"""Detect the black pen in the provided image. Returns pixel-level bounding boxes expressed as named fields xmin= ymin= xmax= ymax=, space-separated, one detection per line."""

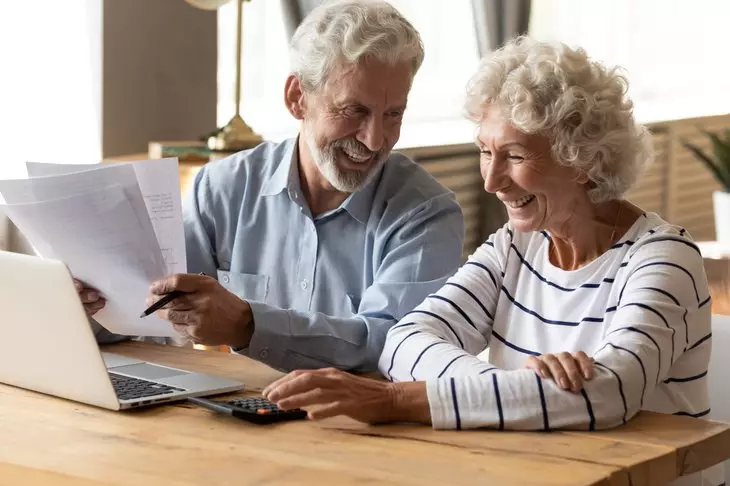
xmin=139 ymin=291 xmax=184 ymax=318
xmin=139 ymin=272 xmax=207 ymax=318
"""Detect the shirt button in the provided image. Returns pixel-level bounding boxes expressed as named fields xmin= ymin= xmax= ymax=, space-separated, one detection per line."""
xmin=222 ymin=275 xmax=230 ymax=284
xmin=301 ymin=280 xmax=308 ymax=290
xmin=260 ymin=349 xmax=268 ymax=359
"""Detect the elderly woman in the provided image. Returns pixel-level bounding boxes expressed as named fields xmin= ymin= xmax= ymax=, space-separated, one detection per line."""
xmin=264 ymin=38 xmax=713 ymax=441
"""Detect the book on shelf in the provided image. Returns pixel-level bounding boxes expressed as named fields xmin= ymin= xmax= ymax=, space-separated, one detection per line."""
xmin=148 ymin=141 xmax=236 ymax=163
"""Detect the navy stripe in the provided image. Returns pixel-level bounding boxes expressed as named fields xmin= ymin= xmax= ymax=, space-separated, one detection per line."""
xmin=501 ymin=286 xmax=606 ymax=326
xmin=688 ymin=332 xmax=712 ymax=351
xmin=631 ymin=261 xmax=700 ymax=303
xmin=491 ymin=330 xmax=540 ymax=356
xmin=450 ymin=378 xmax=462 ymax=430
xmin=438 ymin=354 xmax=467 ymax=378
xmin=674 ymin=408 xmax=711 ymax=418
xmin=409 ymin=341 xmax=444 ymax=380
xmin=386 ymin=330 xmax=421 ymax=379
xmin=479 ymin=366 xmax=498 ymax=374
xmin=664 ymin=370 xmax=708 ymax=383
xmin=485 ymin=240 xmax=495 ymax=247
xmin=492 ymin=374 xmax=504 ymax=430
xmin=581 ymin=388 xmax=596 ymax=431
xmin=644 ymin=236 xmax=701 ymax=255
xmin=388 ymin=322 xmax=418 ymax=333
xmin=509 ymin=243 xmax=619 ymax=292
xmin=444 ymin=282 xmax=494 ymax=321
xmin=605 ymin=343 xmax=647 ymax=407
xmin=608 ymin=326 xmax=662 ymax=384
xmin=609 ymin=239 xmax=635 ymax=250
xmin=594 ymin=361 xmax=627 ymax=424
xmin=465 ymin=261 xmax=498 ymax=288
xmin=639 ymin=286 xmax=680 ymax=305
xmin=620 ymin=302 xmax=675 ymax=364
xmin=402 ymin=310 xmax=464 ymax=348
xmin=427 ymin=295 xmax=478 ymax=331
xmin=541 ymin=231 xmax=551 ymax=240
xmin=535 ymin=373 xmax=550 ymax=431
xmin=699 ymin=296 xmax=711 ymax=308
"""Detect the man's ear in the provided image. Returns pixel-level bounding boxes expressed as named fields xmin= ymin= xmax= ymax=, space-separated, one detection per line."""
xmin=284 ymin=74 xmax=307 ymax=120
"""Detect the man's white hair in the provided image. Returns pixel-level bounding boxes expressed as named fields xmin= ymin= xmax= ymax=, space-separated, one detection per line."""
xmin=465 ymin=36 xmax=653 ymax=203
xmin=289 ymin=0 xmax=425 ymax=93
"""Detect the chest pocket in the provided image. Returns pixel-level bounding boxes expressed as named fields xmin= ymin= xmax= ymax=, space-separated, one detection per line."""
xmin=217 ymin=270 xmax=269 ymax=303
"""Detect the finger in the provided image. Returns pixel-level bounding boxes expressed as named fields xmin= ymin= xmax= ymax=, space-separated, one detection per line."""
xmin=276 ymin=387 xmax=329 ymax=410
xmin=262 ymin=370 xmax=303 ymax=398
xmin=80 ymin=290 xmax=100 ymax=304
xmin=556 ymin=352 xmax=583 ymax=392
xmin=157 ymin=309 xmax=196 ymax=325
xmin=149 ymin=273 xmax=207 ymax=295
xmin=542 ymin=354 xmax=571 ymax=390
xmin=523 ymin=356 xmax=550 ymax=379
xmin=172 ymin=323 xmax=191 ymax=337
xmin=307 ymin=401 xmax=347 ymax=421
xmin=145 ymin=294 xmax=195 ymax=311
xmin=73 ymin=279 xmax=83 ymax=292
xmin=575 ymin=351 xmax=594 ymax=380
xmin=266 ymin=372 xmax=332 ymax=403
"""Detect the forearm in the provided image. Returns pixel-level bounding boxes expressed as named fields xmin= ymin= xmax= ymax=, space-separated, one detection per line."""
xmin=244 ymin=301 xmax=394 ymax=372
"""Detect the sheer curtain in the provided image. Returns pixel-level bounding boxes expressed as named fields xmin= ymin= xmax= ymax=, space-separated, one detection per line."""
xmin=530 ymin=0 xmax=730 ymax=124
xmin=0 ymin=0 xmax=101 ymax=249
xmin=217 ymin=0 xmax=480 ymax=148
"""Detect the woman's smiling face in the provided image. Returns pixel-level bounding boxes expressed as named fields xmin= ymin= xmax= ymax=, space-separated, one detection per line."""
xmin=477 ymin=105 xmax=589 ymax=233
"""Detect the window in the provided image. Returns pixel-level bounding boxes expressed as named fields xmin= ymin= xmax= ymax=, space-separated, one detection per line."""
xmin=530 ymin=0 xmax=730 ymax=124
xmin=216 ymin=0 xmax=480 ymax=148
xmin=0 ymin=0 xmax=102 ymax=179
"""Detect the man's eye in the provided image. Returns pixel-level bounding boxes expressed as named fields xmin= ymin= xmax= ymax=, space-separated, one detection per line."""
xmin=508 ymin=155 xmax=524 ymax=161
xmin=480 ymin=150 xmax=492 ymax=157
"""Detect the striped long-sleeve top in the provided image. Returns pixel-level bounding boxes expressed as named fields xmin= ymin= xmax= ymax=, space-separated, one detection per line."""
xmin=379 ymin=212 xmax=713 ymax=433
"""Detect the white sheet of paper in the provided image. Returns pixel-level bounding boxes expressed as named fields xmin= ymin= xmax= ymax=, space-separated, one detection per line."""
xmin=1 ymin=185 xmax=176 ymax=337
xmin=25 ymin=159 xmax=186 ymax=274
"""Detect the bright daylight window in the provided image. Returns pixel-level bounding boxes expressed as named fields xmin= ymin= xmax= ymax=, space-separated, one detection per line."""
xmin=0 ymin=0 xmax=102 ymax=180
xmin=530 ymin=0 xmax=730 ymax=124
xmin=220 ymin=0 xmax=730 ymax=150
xmin=216 ymin=0 xmax=480 ymax=149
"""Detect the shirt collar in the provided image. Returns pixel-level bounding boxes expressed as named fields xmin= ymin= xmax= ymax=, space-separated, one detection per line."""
xmin=261 ymin=136 xmax=382 ymax=225
xmin=260 ymin=137 xmax=298 ymax=197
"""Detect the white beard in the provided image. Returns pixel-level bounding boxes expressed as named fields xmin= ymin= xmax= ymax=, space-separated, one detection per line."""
xmin=303 ymin=128 xmax=387 ymax=193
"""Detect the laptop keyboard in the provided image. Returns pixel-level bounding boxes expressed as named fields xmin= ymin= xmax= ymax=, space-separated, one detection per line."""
xmin=109 ymin=372 xmax=185 ymax=401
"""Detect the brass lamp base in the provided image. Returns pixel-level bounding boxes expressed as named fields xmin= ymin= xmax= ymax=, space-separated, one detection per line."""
xmin=206 ymin=114 xmax=263 ymax=152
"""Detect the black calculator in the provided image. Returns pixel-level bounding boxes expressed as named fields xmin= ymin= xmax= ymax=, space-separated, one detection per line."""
xmin=188 ymin=396 xmax=308 ymax=424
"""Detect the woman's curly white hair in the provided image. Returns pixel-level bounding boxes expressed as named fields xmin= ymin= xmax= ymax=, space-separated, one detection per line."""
xmin=465 ymin=36 xmax=653 ymax=203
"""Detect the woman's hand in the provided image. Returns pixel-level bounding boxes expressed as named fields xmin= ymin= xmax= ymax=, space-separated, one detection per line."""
xmin=523 ymin=351 xmax=594 ymax=393
xmin=263 ymin=368 xmax=430 ymax=424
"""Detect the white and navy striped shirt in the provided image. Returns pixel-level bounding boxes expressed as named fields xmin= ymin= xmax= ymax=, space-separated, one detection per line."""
xmin=380 ymin=212 xmax=713 ymax=424
xmin=379 ymin=212 xmax=722 ymax=484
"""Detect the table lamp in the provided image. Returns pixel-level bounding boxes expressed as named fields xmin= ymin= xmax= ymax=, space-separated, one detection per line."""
xmin=184 ymin=0 xmax=263 ymax=152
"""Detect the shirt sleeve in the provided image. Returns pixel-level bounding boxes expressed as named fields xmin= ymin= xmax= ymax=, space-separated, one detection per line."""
xmin=391 ymin=232 xmax=711 ymax=430
xmin=378 ymin=227 xmax=508 ymax=380
xmin=182 ymin=168 xmax=219 ymax=277
xmin=245 ymin=193 xmax=465 ymax=372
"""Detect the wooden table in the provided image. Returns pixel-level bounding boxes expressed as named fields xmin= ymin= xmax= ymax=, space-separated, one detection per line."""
xmin=0 ymin=343 xmax=729 ymax=486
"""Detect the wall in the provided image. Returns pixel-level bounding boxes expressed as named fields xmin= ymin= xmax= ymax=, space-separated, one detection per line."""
xmin=102 ymin=0 xmax=218 ymax=157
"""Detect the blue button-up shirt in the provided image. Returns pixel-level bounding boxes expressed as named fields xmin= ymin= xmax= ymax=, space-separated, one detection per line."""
xmin=181 ymin=137 xmax=463 ymax=371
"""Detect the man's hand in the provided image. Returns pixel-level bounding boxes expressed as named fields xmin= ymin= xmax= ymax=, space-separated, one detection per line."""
xmin=74 ymin=279 xmax=105 ymax=317
xmin=523 ymin=351 xmax=594 ymax=393
xmin=147 ymin=273 xmax=254 ymax=347
xmin=263 ymin=368 xmax=418 ymax=423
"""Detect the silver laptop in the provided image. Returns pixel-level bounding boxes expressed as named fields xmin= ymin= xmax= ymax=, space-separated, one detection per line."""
xmin=0 ymin=250 xmax=244 ymax=410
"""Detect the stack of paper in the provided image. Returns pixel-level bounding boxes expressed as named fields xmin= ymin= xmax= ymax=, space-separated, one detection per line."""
xmin=0 ymin=159 xmax=185 ymax=337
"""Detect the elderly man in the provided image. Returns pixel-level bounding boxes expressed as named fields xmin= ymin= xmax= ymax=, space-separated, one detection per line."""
xmin=79 ymin=0 xmax=464 ymax=372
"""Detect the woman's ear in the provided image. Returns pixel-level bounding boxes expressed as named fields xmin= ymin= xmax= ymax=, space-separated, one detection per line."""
xmin=284 ymin=74 xmax=306 ymax=120
xmin=574 ymin=170 xmax=590 ymax=185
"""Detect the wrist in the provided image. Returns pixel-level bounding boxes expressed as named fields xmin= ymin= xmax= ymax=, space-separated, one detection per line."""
xmin=229 ymin=300 xmax=254 ymax=349
xmin=388 ymin=381 xmax=431 ymax=425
